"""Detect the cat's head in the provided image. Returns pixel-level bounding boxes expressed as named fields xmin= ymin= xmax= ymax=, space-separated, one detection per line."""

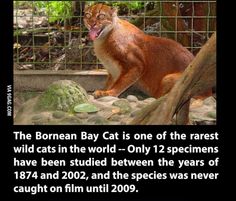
xmin=83 ymin=4 xmax=117 ymax=41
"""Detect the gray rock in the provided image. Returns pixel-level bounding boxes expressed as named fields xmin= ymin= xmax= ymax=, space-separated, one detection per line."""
xmin=87 ymin=115 xmax=109 ymax=125
xmin=31 ymin=113 xmax=50 ymax=124
xmin=203 ymin=96 xmax=216 ymax=106
xmin=31 ymin=114 xmax=43 ymax=121
xmin=129 ymin=102 xmax=138 ymax=109
xmin=120 ymin=121 xmax=126 ymax=125
xmin=90 ymin=100 xmax=110 ymax=110
xmin=109 ymin=114 xmax=122 ymax=121
xmin=52 ymin=111 xmax=66 ymax=119
xmin=130 ymin=110 xmax=141 ymax=117
xmin=127 ymin=95 xmax=139 ymax=102
xmin=88 ymin=95 xmax=95 ymax=101
xmin=96 ymin=96 xmax=119 ymax=102
xmin=60 ymin=116 xmax=82 ymax=124
xmin=206 ymin=111 xmax=216 ymax=119
xmin=14 ymin=96 xmax=39 ymax=125
xmin=76 ymin=112 xmax=89 ymax=119
xmin=97 ymin=109 xmax=114 ymax=119
xmin=112 ymin=99 xmax=132 ymax=114
xmin=109 ymin=121 xmax=121 ymax=125
xmin=137 ymin=102 xmax=146 ymax=108
xmin=195 ymin=120 xmax=216 ymax=125
xmin=143 ymin=97 xmax=156 ymax=103
xmin=189 ymin=103 xmax=216 ymax=125
xmin=120 ymin=117 xmax=133 ymax=125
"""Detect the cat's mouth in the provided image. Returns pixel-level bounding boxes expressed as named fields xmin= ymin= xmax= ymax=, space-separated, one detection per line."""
xmin=88 ymin=27 xmax=105 ymax=41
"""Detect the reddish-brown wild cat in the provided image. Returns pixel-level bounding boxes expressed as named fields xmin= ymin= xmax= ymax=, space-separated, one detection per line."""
xmin=83 ymin=4 xmax=195 ymax=99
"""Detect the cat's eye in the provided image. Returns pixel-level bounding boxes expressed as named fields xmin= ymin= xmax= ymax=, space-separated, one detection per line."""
xmin=85 ymin=13 xmax=91 ymax=19
xmin=97 ymin=14 xmax=105 ymax=20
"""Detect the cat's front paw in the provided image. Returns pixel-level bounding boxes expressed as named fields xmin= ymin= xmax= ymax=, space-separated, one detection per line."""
xmin=93 ymin=90 xmax=115 ymax=98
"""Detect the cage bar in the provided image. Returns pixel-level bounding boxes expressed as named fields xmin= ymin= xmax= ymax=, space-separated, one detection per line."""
xmin=13 ymin=0 xmax=216 ymax=71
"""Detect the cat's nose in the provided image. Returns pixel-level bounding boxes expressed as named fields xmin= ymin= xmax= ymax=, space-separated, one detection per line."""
xmin=91 ymin=22 xmax=96 ymax=27
xmin=89 ymin=19 xmax=97 ymax=27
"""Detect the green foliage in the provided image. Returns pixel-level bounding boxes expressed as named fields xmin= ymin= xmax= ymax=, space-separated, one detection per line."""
xmin=14 ymin=1 xmax=72 ymax=23
xmin=14 ymin=1 xmax=33 ymax=9
xmin=126 ymin=2 xmax=144 ymax=10
xmin=88 ymin=1 xmax=144 ymax=13
xmin=35 ymin=1 xmax=72 ymax=23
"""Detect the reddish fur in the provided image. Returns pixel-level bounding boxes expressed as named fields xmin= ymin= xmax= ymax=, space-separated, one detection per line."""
xmin=84 ymin=4 xmax=207 ymax=99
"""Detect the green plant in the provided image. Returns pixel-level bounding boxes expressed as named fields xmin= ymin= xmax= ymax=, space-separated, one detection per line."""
xmin=127 ymin=2 xmax=144 ymax=10
xmin=89 ymin=1 xmax=144 ymax=13
xmin=14 ymin=1 xmax=33 ymax=9
xmin=35 ymin=1 xmax=72 ymax=23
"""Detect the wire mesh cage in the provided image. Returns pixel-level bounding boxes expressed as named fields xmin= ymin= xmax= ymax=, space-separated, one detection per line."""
xmin=13 ymin=1 xmax=216 ymax=71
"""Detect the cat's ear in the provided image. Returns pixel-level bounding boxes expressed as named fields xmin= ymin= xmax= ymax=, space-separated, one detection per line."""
xmin=84 ymin=3 xmax=91 ymax=12
xmin=84 ymin=4 xmax=88 ymax=12
xmin=111 ymin=7 xmax=118 ymax=17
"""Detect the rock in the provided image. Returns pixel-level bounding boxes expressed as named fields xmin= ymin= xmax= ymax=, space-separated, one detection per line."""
xmin=97 ymin=109 xmax=114 ymax=119
xmin=129 ymin=102 xmax=138 ymax=109
xmin=76 ymin=112 xmax=89 ymax=119
xmin=87 ymin=115 xmax=109 ymax=125
xmin=120 ymin=117 xmax=133 ymax=125
xmin=14 ymin=97 xmax=38 ymax=124
xmin=96 ymin=96 xmax=119 ymax=102
xmin=136 ymin=102 xmax=146 ymax=108
xmin=89 ymin=100 xmax=108 ymax=110
xmin=60 ymin=116 xmax=82 ymax=124
xmin=36 ymin=80 xmax=88 ymax=112
xmin=130 ymin=110 xmax=141 ymax=117
xmin=190 ymin=103 xmax=216 ymax=124
xmin=88 ymin=95 xmax=95 ymax=101
xmin=206 ymin=111 xmax=216 ymax=119
xmin=143 ymin=97 xmax=156 ymax=103
xmin=31 ymin=113 xmax=50 ymax=124
xmin=31 ymin=114 xmax=44 ymax=121
xmin=91 ymin=96 xmax=120 ymax=110
xmin=14 ymin=80 xmax=90 ymax=125
xmin=52 ymin=111 xmax=66 ymax=119
xmin=195 ymin=120 xmax=216 ymax=125
xmin=74 ymin=103 xmax=99 ymax=113
xmin=203 ymin=96 xmax=216 ymax=106
xmin=127 ymin=95 xmax=139 ymax=102
xmin=14 ymin=84 xmax=216 ymax=125
xmin=109 ymin=114 xmax=122 ymax=121
xmin=190 ymin=99 xmax=203 ymax=108
xmin=112 ymin=99 xmax=132 ymax=114
xmin=109 ymin=121 xmax=121 ymax=125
